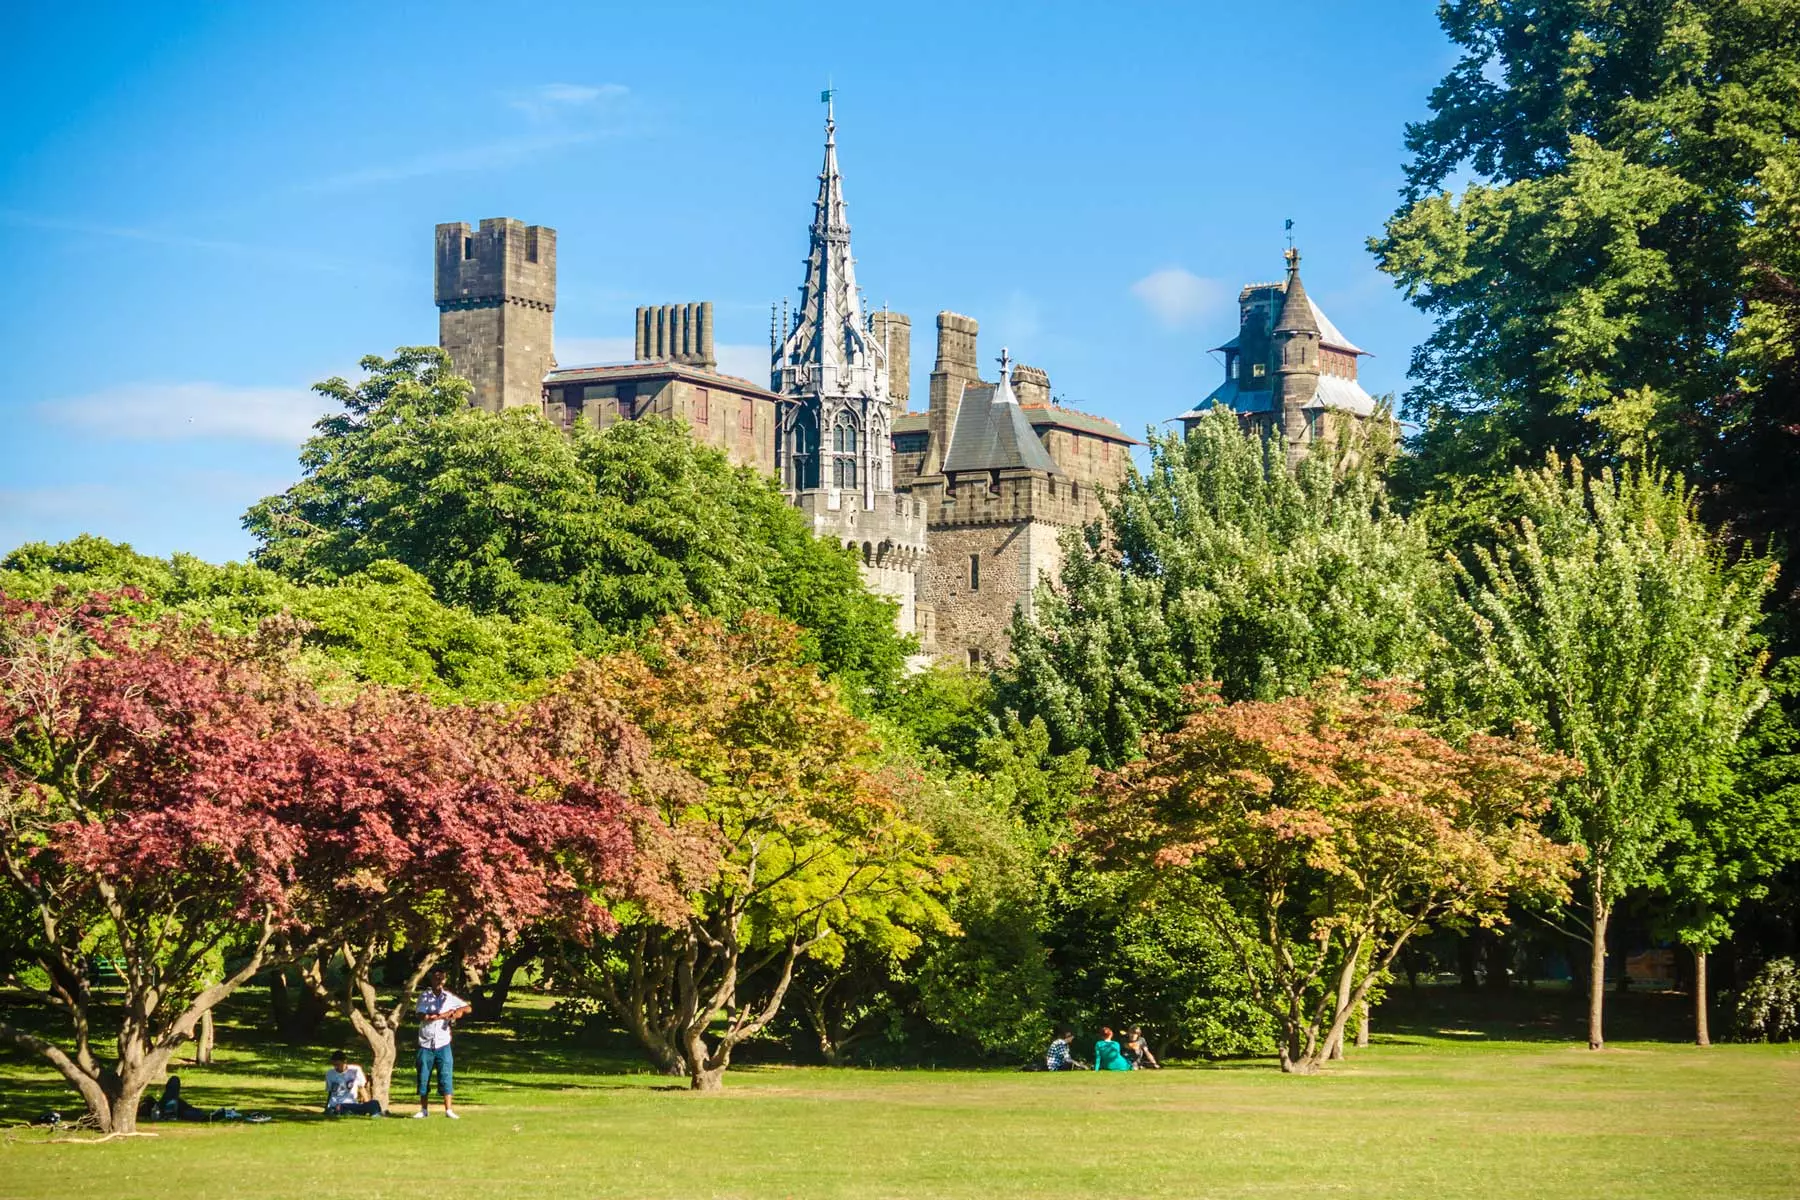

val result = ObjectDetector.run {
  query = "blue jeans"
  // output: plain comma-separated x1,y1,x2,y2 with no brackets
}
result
417,1044,454,1097
327,1099,383,1116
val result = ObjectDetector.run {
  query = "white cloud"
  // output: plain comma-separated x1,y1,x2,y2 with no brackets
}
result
39,382,327,444
1130,267,1228,330
509,82,629,120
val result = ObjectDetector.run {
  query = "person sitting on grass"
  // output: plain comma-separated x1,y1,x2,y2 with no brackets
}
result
1045,1029,1088,1071
1122,1026,1161,1070
1093,1027,1134,1071
325,1050,384,1117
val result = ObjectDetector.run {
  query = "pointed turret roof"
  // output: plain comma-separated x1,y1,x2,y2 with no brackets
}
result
941,349,1062,475
778,99,875,381
1273,248,1320,336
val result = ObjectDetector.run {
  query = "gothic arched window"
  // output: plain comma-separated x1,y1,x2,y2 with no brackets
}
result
832,414,859,489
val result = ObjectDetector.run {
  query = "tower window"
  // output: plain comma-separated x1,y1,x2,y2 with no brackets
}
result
967,648,982,668
834,456,858,488
969,553,981,592
463,236,474,260
1252,362,1266,378
693,388,709,424
1229,356,1239,380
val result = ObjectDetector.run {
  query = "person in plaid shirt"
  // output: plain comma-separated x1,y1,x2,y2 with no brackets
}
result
1045,1030,1087,1070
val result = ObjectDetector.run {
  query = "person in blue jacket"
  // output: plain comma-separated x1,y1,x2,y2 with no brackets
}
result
1093,1026,1134,1070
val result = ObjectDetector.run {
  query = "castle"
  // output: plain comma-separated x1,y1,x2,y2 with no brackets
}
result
432,108,1385,666
1173,250,1384,461
433,104,1138,668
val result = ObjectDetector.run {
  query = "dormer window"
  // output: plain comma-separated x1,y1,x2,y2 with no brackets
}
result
1228,355,1240,380
1252,362,1267,378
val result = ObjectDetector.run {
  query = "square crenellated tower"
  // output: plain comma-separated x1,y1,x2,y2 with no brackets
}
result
434,218,556,412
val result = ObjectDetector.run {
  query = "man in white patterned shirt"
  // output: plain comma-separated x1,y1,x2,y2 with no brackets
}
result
413,968,471,1120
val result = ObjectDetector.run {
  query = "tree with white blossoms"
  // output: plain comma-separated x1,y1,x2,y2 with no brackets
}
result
1439,455,1776,1050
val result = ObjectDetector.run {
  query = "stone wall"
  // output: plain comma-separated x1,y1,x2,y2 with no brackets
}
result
435,218,556,412
790,489,929,636
915,514,1064,668
926,312,980,473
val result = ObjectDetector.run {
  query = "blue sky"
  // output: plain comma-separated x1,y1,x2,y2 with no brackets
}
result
0,0,1453,563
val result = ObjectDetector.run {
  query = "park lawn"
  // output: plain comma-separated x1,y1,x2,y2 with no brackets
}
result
0,994,1795,1200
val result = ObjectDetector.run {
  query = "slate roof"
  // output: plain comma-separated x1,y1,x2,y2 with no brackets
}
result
940,376,1062,475
545,360,779,399
891,404,1135,444
1211,299,1367,355
1176,373,1379,421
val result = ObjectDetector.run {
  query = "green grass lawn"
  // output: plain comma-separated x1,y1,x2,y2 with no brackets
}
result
1,990,1795,1200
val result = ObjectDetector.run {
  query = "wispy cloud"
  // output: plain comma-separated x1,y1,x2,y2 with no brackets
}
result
1130,267,1228,330
39,382,327,444
509,82,629,121
0,209,362,274
302,82,631,192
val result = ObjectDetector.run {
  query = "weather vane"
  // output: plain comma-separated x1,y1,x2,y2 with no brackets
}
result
1285,217,1295,252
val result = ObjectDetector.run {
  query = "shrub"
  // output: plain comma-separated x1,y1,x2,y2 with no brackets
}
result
1731,958,1800,1042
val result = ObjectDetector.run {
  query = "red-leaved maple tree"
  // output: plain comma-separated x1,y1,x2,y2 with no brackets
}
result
275,685,674,1107
1089,675,1579,1074
0,594,323,1131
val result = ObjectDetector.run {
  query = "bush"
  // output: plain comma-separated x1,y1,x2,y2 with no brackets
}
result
1731,958,1800,1042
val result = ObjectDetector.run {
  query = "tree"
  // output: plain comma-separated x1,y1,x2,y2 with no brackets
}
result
556,613,952,1090
1006,409,1441,767
1373,0,1800,495
0,537,579,702
277,687,654,1108
1089,675,1576,1074
1439,456,1776,1049
1655,659,1800,1044
0,596,319,1132
242,349,908,691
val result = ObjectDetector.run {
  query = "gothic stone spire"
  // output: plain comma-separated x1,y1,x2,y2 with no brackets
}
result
777,101,879,386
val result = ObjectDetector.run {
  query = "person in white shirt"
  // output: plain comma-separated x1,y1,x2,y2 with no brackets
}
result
324,1049,383,1117
414,968,471,1120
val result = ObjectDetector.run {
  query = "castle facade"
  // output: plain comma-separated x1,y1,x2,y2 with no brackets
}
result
433,107,1136,668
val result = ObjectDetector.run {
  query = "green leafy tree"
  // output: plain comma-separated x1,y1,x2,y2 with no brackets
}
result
0,537,576,701
243,348,908,690
1373,0,1800,496
1440,456,1777,1049
1655,659,1800,1044
1006,409,1441,767
555,613,952,1090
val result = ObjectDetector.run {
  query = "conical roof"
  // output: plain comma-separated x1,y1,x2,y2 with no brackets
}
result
941,349,1062,475
1274,249,1321,335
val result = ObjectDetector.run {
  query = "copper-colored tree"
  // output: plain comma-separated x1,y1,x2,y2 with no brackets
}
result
1090,676,1578,1074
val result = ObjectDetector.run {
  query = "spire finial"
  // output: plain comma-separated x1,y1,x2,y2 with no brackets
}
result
821,85,836,135
998,346,1012,380
1284,244,1300,272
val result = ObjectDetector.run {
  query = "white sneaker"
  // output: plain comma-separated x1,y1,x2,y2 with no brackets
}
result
411,1110,428,1119
443,1110,460,1120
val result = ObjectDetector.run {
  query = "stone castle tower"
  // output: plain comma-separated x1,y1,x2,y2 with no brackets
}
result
1272,249,1322,464
434,218,556,412
770,100,928,635
1176,247,1381,460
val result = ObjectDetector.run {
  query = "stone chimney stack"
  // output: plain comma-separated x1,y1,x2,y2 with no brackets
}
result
635,302,717,369
870,310,911,410
927,311,979,473
1010,363,1050,408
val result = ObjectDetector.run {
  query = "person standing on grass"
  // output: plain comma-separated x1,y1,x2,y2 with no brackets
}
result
325,1050,383,1117
414,968,471,1119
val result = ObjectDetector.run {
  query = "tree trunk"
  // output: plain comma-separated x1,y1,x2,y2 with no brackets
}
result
1588,890,1610,1051
270,967,328,1044
350,1009,401,1111
195,1010,215,1065
1457,934,1482,992
1485,929,1511,992
1694,947,1711,1047
1326,951,1358,1060
1354,999,1370,1049
468,939,537,1023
